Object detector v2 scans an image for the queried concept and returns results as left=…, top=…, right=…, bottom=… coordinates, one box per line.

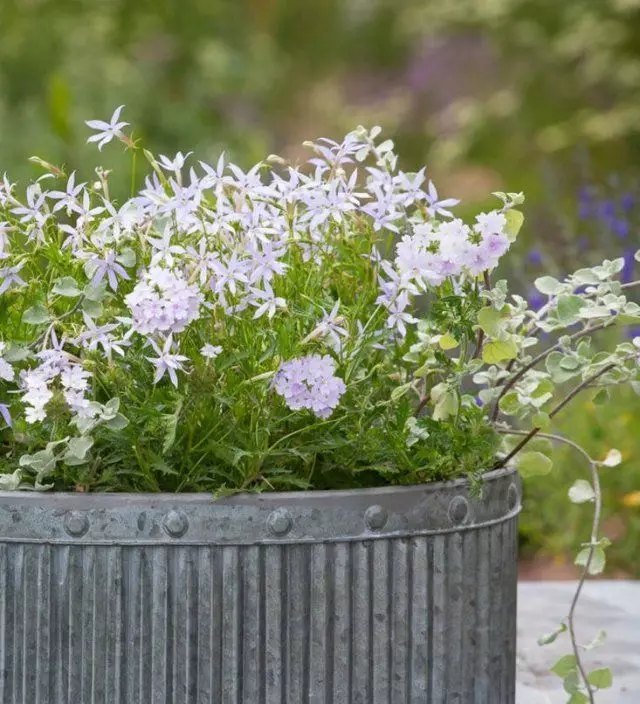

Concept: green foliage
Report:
left=520, top=389, right=640, bottom=576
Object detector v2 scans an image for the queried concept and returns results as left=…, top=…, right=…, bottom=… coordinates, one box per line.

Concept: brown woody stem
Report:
left=490, top=322, right=608, bottom=422
left=494, top=362, right=616, bottom=469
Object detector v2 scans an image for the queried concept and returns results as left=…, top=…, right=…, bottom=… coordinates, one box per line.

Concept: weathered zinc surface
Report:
left=0, top=468, right=520, bottom=703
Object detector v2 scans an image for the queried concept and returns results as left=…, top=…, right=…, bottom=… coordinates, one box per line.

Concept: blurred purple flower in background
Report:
left=527, top=249, right=543, bottom=265
left=574, top=178, right=639, bottom=333
left=622, top=247, right=635, bottom=285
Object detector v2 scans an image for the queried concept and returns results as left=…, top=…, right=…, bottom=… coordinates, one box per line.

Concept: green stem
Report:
left=130, top=149, right=137, bottom=198
left=496, top=428, right=599, bottom=704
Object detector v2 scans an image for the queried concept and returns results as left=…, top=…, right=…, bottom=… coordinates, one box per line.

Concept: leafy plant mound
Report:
left=0, top=111, right=638, bottom=499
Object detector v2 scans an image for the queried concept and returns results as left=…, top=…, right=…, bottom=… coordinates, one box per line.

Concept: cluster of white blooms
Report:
left=125, top=267, right=203, bottom=335
left=20, top=370, right=53, bottom=424
left=394, top=212, right=510, bottom=288
left=18, top=334, right=94, bottom=424
left=274, top=355, right=347, bottom=419
left=0, top=106, right=519, bottom=428
left=60, top=364, right=94, bottom=419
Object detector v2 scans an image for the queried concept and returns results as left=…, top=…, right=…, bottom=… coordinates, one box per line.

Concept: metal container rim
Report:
left=0, top=465, right=516, bottom=508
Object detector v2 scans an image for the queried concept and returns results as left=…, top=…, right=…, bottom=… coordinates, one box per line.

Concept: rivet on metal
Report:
left=163, top=510, right=188, bottom=538
left=364, top=504, right=388, bottom=531
left=507, top=483, right=519, bottom=511
left=267, top=508, right=292, bottom=536
left=448, top=496, right=469, bottom=525
left=64, top=511, right=89, bottom=538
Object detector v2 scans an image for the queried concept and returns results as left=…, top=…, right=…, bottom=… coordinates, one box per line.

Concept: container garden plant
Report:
left=0, top=110, right=636, bottom=702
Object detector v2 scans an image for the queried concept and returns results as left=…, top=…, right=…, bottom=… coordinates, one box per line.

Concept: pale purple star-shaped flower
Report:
left=0, top=403, right=11, bottom=428
left=87, top=250, right=130, bottom=291
left=0, top=262, right=26, bottom=295
left=307, top=301, right=349, bottom=351
left=186, top=237, right=218, bottom=287
left=85, top=105, right=129, bottom=151
left=47, top=172, right=86, bottom=214
left=158, top=151, right=193, bottom=178
left=11, top=184, right=48, bottom=225
left=247, top=241, right=288, bottom=284
left=249, top=282, right=286, bottom=320
left=201, top=343, right=222, bottom=360
left=147, top=228, right=186, bottom=267
left=385, top=291, right=418, bottom=338
left=212, top=253, right=249, bottom=296
left=146, top=336, right=190, bottom=387
left=425, top=181, right=459, bottom=219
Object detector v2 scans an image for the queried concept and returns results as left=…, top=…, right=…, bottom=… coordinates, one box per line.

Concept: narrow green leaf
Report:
left=391, top=382, right=412, bottom=402
left=162, top=398, right=184, bottom=455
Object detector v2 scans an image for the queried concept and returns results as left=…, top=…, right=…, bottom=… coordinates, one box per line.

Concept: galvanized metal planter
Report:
left=0, top=466, right=520, bottom=703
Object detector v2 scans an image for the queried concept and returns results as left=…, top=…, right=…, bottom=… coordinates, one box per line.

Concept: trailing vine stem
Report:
left=496, top=427, right=600, bottom=704
left=490, top=322, right=609, bottom=422
left=494, top=362, right=617, bottom=468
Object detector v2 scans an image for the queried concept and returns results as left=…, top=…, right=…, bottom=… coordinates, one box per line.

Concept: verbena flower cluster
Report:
left=1, top=106, right=640, bottom=499
left=273, top=355, right=346, bottom=419
left=125, top=267, right=203, bottom=335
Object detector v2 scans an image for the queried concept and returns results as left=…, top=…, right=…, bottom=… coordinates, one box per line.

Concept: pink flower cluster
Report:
left=394, top=212, right=510, bottom=289
left=274, top=355, right=347, bottom=419
left=125, top=267, right=203, bottom=335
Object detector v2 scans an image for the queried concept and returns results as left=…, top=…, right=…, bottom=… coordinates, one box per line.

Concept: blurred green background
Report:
left=1, top=0, right=640, bottom=575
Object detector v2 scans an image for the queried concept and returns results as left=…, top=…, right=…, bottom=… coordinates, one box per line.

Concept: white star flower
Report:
left=85, top=105, right=129, bottom=151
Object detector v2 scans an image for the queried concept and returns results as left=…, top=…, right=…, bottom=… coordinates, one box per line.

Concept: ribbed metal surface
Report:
left=0, top=468, right=520, bottom=703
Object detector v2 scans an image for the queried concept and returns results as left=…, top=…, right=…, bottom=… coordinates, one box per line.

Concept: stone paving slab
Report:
left=517, top=581, right=640, bottom=703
